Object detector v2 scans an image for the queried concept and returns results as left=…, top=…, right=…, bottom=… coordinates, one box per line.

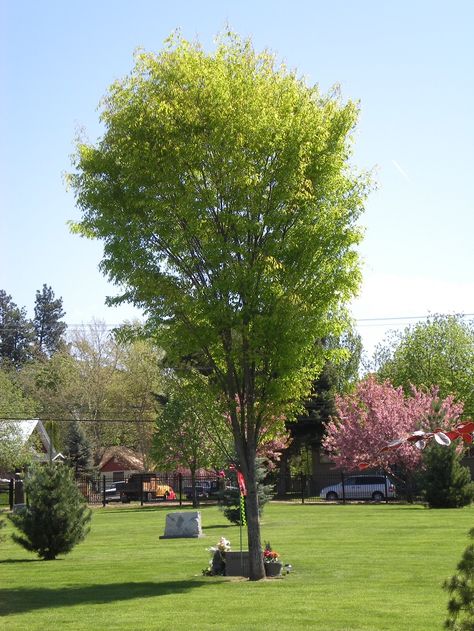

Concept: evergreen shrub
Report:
left=444, top=528, right=474, bottom=630
left=9, top=463, right=91, bottom=560
left=421, top=444, right=474, bottom=509
left=64, top=420, right=93, bottom=475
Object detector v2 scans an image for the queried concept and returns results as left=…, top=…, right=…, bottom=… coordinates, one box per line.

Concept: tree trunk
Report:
left=190, top=466, right=198, bottom=508
left=243, top=450, right=265, bottom=581
left=225, top=362, right=265, bottom=580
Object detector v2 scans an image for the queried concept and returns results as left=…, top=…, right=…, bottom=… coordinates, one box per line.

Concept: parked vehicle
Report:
left=104, top=483, right=124, bottom=503
left=182, top=479, right=238, bottom=501
left=183, top=480, right=219, bottom=500
left=320, top=475, right=396, bottom=501
left=119, top=473, right=176, bottom=503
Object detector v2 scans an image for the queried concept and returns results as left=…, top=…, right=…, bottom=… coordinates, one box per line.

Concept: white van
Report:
left=320, top=475, right=396, bottom=501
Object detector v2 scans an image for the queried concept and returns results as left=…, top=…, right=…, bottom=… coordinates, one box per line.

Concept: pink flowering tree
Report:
left=323, top=376, right=464, bottom=474
left=257, top=430, right=292, bottom=471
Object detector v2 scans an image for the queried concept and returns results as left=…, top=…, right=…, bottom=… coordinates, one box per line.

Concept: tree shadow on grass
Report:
left=102, top=505, right=171, bottom=514
left=103, top=504, right=218, bottom=514
left=202, top=523, right=233, bottom=530
left=0, top=579, right=211, bottom=616
left=0, top=558, right=43, bottom=564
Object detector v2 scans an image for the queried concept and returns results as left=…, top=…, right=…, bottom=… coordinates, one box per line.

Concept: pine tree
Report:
left=64, top=420, right=93, bottom=475
left=0, top=290, right=34, bottom=366
left=444, top=528, right=474, bottom=630
left=33, top=285, right=67, bottom=356
left=421, top=444, right=474, bottom=509
left=288, top=361, right=337, bottom=453
left=9, top=463, right=91, bottom=560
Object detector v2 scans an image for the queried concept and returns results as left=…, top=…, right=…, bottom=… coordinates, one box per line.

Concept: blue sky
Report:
left=2, top=0, right=473, bottom=354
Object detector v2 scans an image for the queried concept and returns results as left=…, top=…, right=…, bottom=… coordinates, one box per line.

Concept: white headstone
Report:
left=160, top=511, right=203, bottom=538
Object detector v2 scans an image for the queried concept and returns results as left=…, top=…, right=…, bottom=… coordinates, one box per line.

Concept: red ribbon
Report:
left=236, top=470, right=247, bottom=496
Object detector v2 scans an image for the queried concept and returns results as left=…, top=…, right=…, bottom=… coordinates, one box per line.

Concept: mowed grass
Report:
left=0, top=502, right=473, bottom=631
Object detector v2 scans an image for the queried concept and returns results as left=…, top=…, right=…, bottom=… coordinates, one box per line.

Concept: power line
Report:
left=356, top=313, right=474, bottom=323
left=0, top=416, right=155, bottom=424
left=1, top=312, right=473, bottom=332
left=0, top=323, right=129, bottom=332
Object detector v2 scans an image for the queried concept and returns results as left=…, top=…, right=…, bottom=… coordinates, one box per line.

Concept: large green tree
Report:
left=278, top=328, right=361, bottom=493
left=18, top=323, right=164, bottom=456
left=152, top=370, right=229, bottom=507
left=0, top=369, right=38, bottom=419
left=0, top=420, right=31, bottom=473
left=288, top=328, right=362, bottom=448
left=375, top=315, right=474, bottom=417
left=69, top=33, right=369, bottom=579
left=63, top=420, right=93, bottom=475
left=108, top=334, right=164, bottom=466
left=17, top=349, right=81, bottom=452
left=33, top=284, right=67, bottom=357
left=0, top=370, right=39, bottom=472
left=0, top=290, right=34, bottom=366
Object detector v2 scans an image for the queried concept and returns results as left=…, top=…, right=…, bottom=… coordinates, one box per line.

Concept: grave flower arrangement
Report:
left=263, top=542, right=283, bottom=577
left=263, top=541, right=280, bottom=563
left=203, top=537, right=231, bottom=576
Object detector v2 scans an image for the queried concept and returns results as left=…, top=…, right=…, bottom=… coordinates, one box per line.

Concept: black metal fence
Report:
left=4, top=467, right=446, bottom=509
left=75, top=472, right=230, bottom=507
left=0, top=479, right=13, bottom=509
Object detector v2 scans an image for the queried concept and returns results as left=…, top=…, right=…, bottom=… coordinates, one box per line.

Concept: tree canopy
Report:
left=375, top=314, right=474, bottom=418
left=63, top=420, right=93, bottom=475
left=69, top=32, right=370, bottom=579
left=152, top=370, right=229, bottom=505
left=0, top=290, right=34, bottom=366
left=33, top=284, right=67, bottom=357
left=0, top=286, right=67, bottom=366
left=323, top=376, right=464, bottom=473
left=0, top=371, right=39, bottom=472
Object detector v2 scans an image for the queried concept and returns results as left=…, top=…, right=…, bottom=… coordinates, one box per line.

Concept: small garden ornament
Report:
left=357, top=420, right=474, bottom=470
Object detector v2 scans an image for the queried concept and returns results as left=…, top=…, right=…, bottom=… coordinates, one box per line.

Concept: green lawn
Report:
left=0, top=502, right=473, bottom=630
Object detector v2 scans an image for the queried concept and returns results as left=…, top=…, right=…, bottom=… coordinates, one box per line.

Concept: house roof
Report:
left=5, top=419, right=61, bottom=461
left=97, top=446, right=145, bottom=472
left=16, top=419, right=42, bottom=443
